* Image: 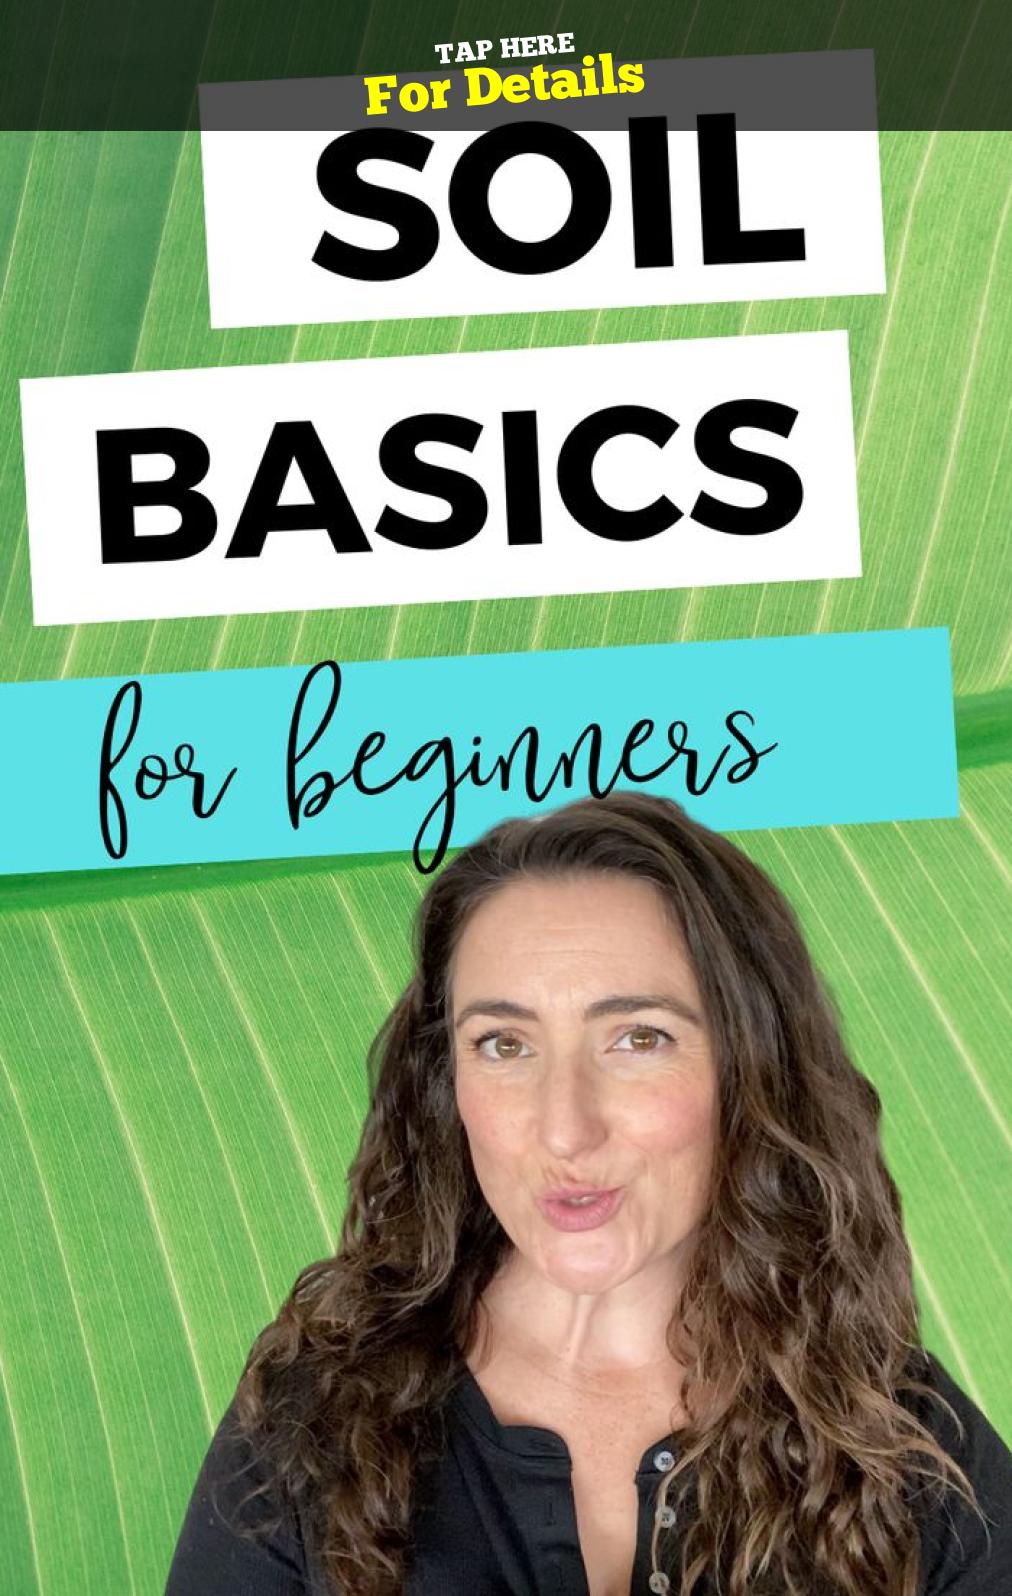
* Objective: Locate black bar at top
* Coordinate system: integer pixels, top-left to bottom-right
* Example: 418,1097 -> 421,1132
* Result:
0,0 -> 1008,130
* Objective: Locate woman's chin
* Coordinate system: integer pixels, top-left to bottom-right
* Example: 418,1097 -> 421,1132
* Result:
535,1236 -> 635,1294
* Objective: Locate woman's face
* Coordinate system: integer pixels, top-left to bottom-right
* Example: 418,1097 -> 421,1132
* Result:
451,872 -> 719,1297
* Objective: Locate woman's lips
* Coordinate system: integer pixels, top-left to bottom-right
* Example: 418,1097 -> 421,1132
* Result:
537,1187 -> 624,1232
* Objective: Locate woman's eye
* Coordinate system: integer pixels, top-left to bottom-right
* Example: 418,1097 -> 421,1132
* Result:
473,1031 -> 530,1061
613,1025 -> 674,1053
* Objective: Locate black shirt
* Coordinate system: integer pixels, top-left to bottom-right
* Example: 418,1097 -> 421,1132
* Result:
164,1351 -> 1012,1595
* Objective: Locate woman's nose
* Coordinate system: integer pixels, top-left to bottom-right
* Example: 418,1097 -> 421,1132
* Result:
536,1052 -> 608,1161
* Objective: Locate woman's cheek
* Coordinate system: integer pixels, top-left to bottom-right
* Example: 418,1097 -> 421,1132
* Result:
456,1074 -> 529,1174
631,1076 -> 717,1157
456,1091 -> 531,1238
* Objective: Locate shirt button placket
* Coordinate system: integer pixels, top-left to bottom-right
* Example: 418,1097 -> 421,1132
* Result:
647,1451 -> 676,1594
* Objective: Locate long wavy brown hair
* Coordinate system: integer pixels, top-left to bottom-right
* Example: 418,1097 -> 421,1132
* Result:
232,791 -> 983,1595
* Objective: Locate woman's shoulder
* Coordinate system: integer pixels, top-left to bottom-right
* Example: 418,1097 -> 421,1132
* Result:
897,1346 -> 1012,1594
164,1392 -> 315,1596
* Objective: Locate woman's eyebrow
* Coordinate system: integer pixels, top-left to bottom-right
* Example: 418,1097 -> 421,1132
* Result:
587,993 -> 703,1027
454,993 -> 702,1029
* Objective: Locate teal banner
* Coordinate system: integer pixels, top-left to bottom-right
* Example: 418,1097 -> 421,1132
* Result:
2,627 -> 957,875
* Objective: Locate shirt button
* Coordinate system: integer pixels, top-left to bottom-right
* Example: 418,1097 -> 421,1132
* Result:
656,1504 -> 676,1529
648,1575 -> 671,1594
652,1449 -> 675,1472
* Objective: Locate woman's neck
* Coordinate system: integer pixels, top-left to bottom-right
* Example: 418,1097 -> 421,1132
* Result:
471,1247 -> 689,1389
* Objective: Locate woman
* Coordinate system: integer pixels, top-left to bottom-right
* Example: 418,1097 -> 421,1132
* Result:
165,792 -> 1011,1595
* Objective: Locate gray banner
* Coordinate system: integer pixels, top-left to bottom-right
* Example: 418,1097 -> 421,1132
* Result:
199,49 -> 877,133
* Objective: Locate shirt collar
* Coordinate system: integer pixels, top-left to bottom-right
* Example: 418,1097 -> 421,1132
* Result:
447,1366 -> 680,1475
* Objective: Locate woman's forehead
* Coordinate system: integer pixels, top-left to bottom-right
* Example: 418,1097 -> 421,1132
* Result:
449,875 -> 695,1000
